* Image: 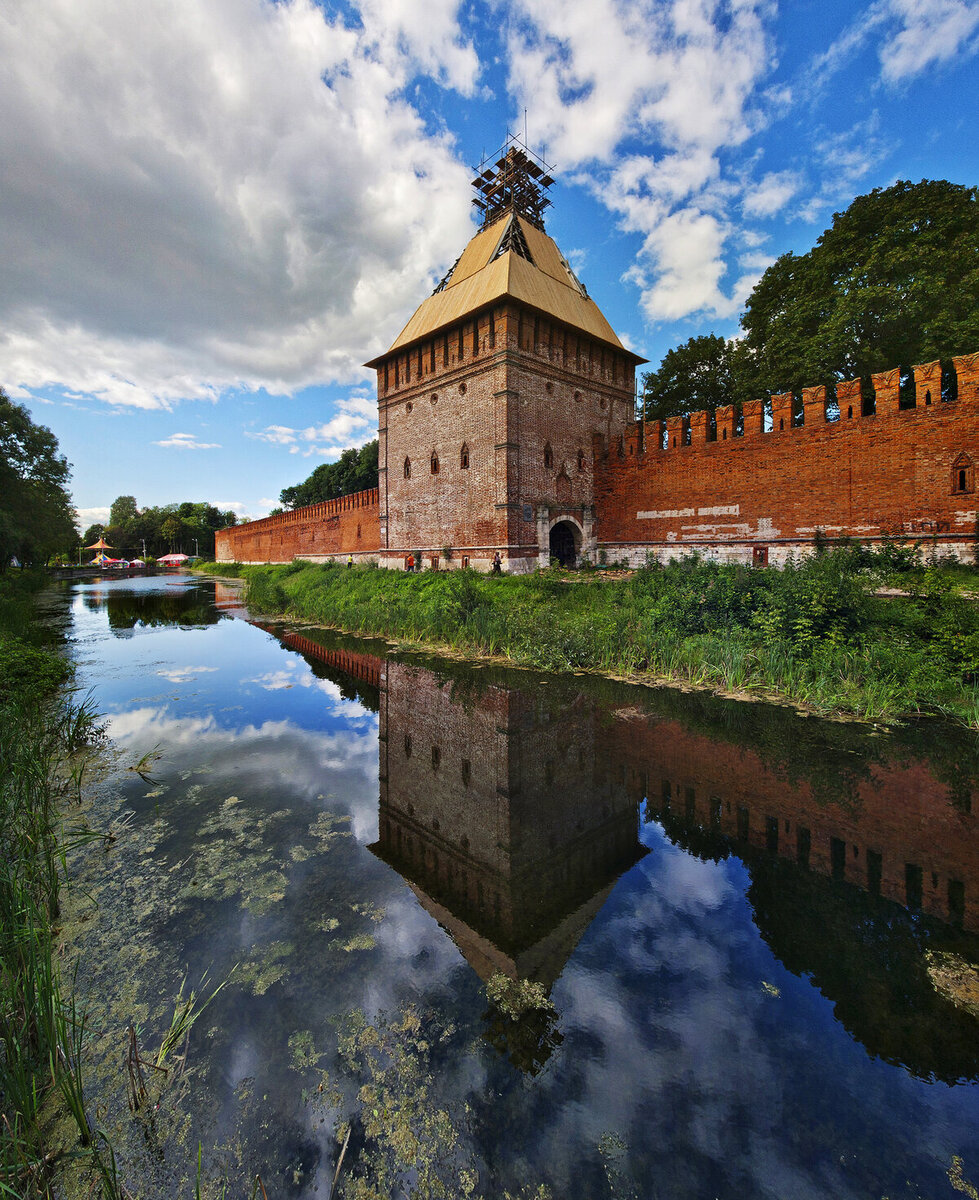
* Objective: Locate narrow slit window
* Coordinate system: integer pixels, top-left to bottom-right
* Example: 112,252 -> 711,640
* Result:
460,443 -> 469,469
543,442 -> 553,469
431,453 -> 439,475
403,458 -> 411,479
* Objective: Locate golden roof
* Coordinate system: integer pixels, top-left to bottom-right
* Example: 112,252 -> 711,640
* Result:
366,214 -> 644,366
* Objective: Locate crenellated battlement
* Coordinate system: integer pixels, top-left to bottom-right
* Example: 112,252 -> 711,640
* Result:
217,487 -> 379,536
631,352 -> 979,457
214,486 -> 380,564
593,349 -> 979,567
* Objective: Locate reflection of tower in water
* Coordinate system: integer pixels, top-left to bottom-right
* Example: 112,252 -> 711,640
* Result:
371,661 -> 648,986
370,660 -> 648,1073
266,625 -> 979,1080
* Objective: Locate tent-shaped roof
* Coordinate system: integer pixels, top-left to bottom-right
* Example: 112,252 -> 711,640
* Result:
366,213 -> 645,367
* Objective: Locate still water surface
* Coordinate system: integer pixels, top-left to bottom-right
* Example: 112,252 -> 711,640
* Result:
54,574 -> 979,1198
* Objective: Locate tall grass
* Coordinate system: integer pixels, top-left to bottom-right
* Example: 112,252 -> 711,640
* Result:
231,549 -> 979,725
0,571 -> 123,1197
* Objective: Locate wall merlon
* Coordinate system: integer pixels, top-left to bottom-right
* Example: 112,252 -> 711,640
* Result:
665,415 -> 684,448
689,411 -> 709,443
802,385 -> 826,426
772,391 -> 793,432
742,399 -> 764,437
914,359 -> 942,408
715,405 -> 735,442
872,366 -> 900,415
952,352 -> 979,399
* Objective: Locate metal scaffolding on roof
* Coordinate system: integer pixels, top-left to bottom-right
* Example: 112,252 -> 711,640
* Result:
471,134 -> 555,231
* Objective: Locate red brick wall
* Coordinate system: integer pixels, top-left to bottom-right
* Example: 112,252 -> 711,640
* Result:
214,487 -> 380,563
595,352 -> 979,564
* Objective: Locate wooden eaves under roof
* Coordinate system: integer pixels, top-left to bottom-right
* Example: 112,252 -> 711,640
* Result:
365,212 -> 646,368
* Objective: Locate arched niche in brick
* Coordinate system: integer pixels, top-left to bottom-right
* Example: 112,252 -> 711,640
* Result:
952,453 -> 975,495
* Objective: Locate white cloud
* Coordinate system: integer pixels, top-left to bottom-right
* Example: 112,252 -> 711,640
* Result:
883,0 -> 979,83
505,0 -> 779,324
248,393 -> 378,457
154,432 -> 222,450
0,0 -> 475,409
741,171 -> 801,218
75,505 -> 111,528
811,0 -> 979,87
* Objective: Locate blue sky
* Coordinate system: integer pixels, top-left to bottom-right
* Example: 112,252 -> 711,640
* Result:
2,0 -> 977,529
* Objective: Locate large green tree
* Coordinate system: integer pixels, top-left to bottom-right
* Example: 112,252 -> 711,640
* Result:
0,389 -> 76,567
642,334 -> 737,422
737,178 -> 979,395
279,439 -> 379,509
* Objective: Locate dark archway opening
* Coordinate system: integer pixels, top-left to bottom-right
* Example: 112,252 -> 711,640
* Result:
549,521 -> 579,567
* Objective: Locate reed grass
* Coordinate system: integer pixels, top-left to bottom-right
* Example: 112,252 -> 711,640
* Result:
223,549 -> 979,726
0,570 -> 123,1197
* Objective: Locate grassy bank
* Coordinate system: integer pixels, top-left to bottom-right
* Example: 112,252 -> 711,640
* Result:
0,571 -> 122,1197
199,549 -> 979,726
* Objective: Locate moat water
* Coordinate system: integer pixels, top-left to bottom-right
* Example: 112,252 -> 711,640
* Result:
50,574 -> 979,1199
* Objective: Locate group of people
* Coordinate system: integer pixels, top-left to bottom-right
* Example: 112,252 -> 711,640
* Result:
400,551 -> 504,573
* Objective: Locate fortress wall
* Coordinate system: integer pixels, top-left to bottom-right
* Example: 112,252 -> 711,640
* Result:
595,352 -> 979,564
214,487 -> 379,564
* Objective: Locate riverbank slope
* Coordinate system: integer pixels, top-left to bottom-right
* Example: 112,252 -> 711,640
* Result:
199,550 -> 979,727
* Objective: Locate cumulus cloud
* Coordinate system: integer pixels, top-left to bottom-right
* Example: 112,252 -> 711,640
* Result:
248,393 -> 377,456
811,0 -> 979,86
505,0 -> 779,323
76,505 -> 111,528
741,170 -> 801,218
154,432 -> 222,450
0,0 -> 475,409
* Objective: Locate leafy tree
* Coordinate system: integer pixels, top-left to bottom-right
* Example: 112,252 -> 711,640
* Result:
109,495 -> 140,529
0,389 -> 76,567
642,334 -> 737,422
738,179 -> 979,395
161,516 -> 182,551
280,439 -> 379,509
82,523 -> 105,546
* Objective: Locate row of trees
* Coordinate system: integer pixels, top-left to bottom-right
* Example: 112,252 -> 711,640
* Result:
0,389 -> 77,568
276,440 -> 379,510
82,496 -> 240,561
643,179 -> 979,421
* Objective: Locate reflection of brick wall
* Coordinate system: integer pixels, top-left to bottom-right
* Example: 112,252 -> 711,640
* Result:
214,488 -> 379,563
608,715 -> 979,931
595,353 -> 979,565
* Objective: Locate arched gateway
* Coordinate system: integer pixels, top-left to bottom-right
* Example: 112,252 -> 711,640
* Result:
549,520 -> 580,567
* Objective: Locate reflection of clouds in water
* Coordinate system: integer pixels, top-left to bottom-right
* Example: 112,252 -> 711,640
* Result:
519,841 -> 866,1200
155,665 -> 219,684
246,660 -> 374,723
106,706 -> 380,836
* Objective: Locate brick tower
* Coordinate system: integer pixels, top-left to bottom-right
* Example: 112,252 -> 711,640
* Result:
367,139 -> 646,572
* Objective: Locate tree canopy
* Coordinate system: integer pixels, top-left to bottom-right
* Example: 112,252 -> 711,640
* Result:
739,179 -> 979,396
0,389 -> 76,567
92,498 -> 240,559
643,179 -> 979,417
279,440 -> 379,509
642,334 -> 736,422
